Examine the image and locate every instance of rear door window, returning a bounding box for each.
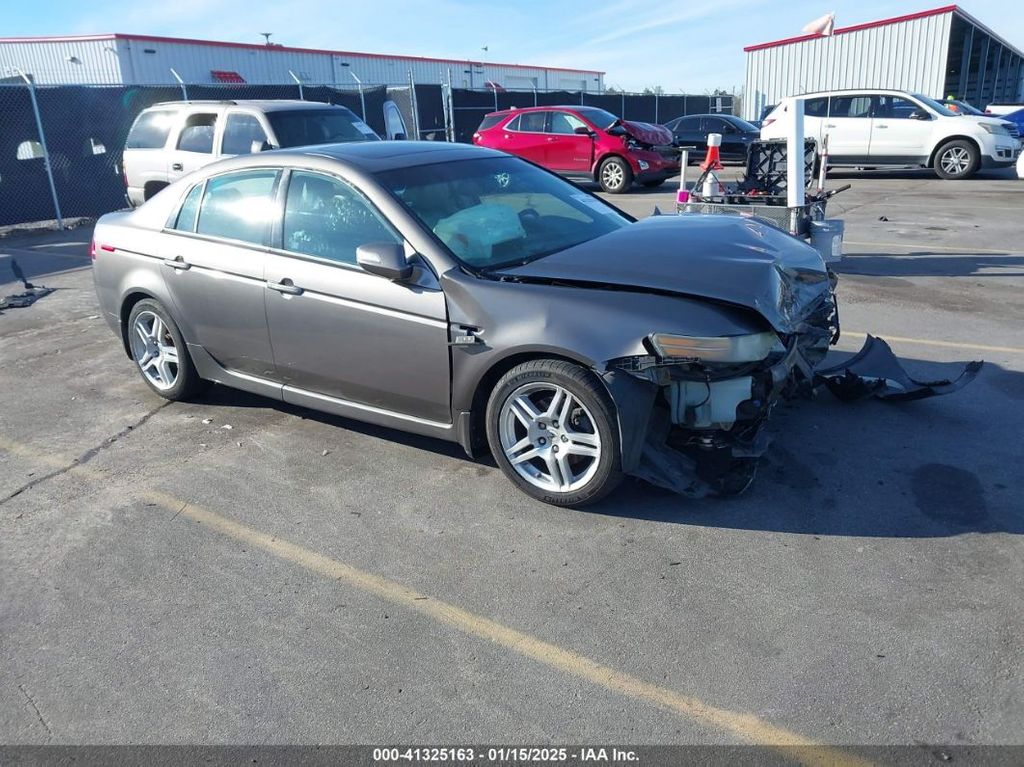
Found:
[515,112,547,132]
[829,95,874,118]
[195,170,279,245]
[126,111,175,149]
[177,113,218,153]
[221,113,269,155]
[283,171,402,265]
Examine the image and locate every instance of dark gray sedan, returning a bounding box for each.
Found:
[92,142,845,506]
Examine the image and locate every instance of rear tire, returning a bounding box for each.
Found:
[597,156,633,193]
[486,359,622,507]
[127,299,204,401]
[933,139,979,179]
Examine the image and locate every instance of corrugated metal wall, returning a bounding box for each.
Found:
[743,11,954,120]
[0,36,602,91]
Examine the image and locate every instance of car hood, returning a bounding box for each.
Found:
[495,215,832,334]
[619,120,674,146]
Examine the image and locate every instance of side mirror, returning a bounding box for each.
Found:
[250,139,276,153]
[909,109,931,121]
[357,242,413,281]
[574,125,595,136]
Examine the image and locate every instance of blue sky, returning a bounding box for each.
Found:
[7,1,1023,92]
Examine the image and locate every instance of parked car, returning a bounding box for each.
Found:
[998,108,1024,138]
[662,114,760,162]
[123,100,380,206]
[91,142,867,506]
[943,99,985,116]
[472,106,678,193]
[761,89,1021,179]
[984,103,1024,116]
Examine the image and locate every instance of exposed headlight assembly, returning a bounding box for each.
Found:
[649,331,781,363]
[979,122,1009,136]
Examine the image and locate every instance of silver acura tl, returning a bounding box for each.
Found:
[91,142,976,506]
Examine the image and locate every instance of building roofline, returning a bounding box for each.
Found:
[743,5,959,52]
[0,32,606,76]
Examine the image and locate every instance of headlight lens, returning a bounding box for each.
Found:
[979,122,1009,136]
[649,332,781,363]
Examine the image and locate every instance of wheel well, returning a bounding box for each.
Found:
[119,291,156,357]
[466,351,603,457]
[929,136,980,166]
[143,181,168,200]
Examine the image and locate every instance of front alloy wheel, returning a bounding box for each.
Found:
[934,140,979,179]
[598,156,633,193]
[486,359,622,507]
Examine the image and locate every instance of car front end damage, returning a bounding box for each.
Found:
[603,277,838,497]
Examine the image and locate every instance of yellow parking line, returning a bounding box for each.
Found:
[843,240,1019,254]
[843,331,1023,356]
[0,436,868,766]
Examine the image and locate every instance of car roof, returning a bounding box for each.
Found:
[148,99,353,113]
[783,89,918,99]
[248,140,507,173]
[486,104,607,117]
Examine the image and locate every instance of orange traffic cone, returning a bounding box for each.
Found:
[700,132,724,172]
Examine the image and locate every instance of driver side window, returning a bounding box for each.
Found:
[283,171,402,265]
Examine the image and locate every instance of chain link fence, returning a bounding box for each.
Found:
[0,80,734,228]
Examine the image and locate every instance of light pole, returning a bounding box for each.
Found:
[339,63,366,121]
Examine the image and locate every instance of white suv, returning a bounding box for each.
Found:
[761,89,1021,180]
[123,100,380,206]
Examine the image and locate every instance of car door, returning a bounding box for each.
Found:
[668,116,705,157]
[869,94,932,163]
[823,94,874,163]
[220,111,273,156]
[166,110,221,183]
[544,111,594,172]
[264,169,451,423]
[159,169,280,378]
[504,111,549,165]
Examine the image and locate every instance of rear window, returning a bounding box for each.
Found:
[126,110,174,149]
[267,108,380,147]
[803,98,829,117]
[477,114,506,131]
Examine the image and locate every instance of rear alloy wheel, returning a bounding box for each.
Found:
[127,299,203,401]
[598,156,633,193]
[934,140,979,180]
[486,360,622,507]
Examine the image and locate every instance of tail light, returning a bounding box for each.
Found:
[762,117,776,128]
[472,132,481,143]
[89,238,97,261]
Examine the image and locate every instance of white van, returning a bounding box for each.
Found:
[123,100,380,206]
[761,89,1020,179]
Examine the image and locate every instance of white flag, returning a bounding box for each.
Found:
[802,13,836,36]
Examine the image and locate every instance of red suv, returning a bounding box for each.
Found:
[473,106,678,193]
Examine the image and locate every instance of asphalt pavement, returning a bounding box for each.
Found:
[1,169,1021,749]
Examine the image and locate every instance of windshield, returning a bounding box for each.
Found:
[376,157,632,270]
[911,94,957,117]
[267,109,380,147]
[576,107,619,129]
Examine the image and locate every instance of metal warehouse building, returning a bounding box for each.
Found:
[0,33,604,92]
[744,5,1024,120]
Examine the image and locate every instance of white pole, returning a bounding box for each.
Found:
[16,69,63,229]
[787,98,805,209]
[288,69,304,100]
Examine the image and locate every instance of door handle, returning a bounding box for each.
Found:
[875,124,889,129]
[267,279,303,295]
[162,256,191,270]
[546,137,557,142]
[171,162,183,171]
[825,123,837,128]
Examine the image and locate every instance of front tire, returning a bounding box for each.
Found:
[127,298,204,401]
[934,139,979,179]
[486,359,622,507]
[597,156,633,193]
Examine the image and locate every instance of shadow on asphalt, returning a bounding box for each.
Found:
[192,352,1018,539]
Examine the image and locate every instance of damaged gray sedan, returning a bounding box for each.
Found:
[92,142,979,507]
